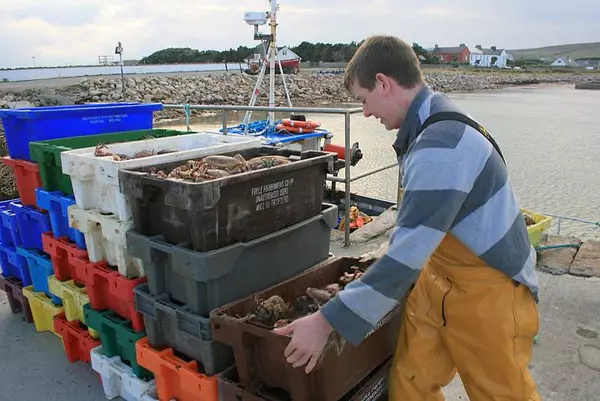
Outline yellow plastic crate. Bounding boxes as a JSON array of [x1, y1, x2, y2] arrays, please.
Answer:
[[48, 276, 99, 339], [522, 208, 552, 247], [22, 285, 64, 338]]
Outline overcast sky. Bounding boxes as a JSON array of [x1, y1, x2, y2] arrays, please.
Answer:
[[1, 0, 599, 68]]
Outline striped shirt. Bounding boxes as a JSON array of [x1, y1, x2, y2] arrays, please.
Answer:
[[321, 85, 540, 346]]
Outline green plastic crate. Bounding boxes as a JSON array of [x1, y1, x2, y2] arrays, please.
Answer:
[[29, 128, 195, 195], [83, 303, 152, 379]]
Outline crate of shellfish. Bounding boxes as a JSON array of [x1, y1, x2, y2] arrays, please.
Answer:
[[119, 146, 336, 252], [210, 256, 403, 401], [30, 128, 195, 196], [60, 132, 261, 221]]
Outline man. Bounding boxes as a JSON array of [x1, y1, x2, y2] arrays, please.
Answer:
[[274, 35, 541, 400]]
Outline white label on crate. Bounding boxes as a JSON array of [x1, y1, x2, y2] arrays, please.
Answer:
[[252, 178, 295, 212], [359, 377, 386, 401], [82, 114, 129, 124]]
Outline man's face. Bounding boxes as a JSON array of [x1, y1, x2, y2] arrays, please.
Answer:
[[350, 77, 402, 130]]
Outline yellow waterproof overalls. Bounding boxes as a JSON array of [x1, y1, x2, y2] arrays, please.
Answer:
[[389, 233, 541, 400]]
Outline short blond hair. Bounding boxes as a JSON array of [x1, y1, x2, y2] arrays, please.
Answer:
[[344, 36, 424, 91]]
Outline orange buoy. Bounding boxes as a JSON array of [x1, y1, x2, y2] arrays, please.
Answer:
[[281, 119, 321, 129], [276, 123, 315, 134]]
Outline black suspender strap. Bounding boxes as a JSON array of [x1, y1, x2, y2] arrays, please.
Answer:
[[418, 111, 506, 164]]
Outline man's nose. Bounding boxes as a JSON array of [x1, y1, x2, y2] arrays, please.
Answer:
[[362, 104, 371, 118]]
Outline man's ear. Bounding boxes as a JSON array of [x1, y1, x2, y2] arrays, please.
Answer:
[[375, 73, 391, 95]]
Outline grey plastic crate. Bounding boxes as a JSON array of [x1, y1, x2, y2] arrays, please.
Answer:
[[134, 283, 233, 376], [127, 203, 337, 315]]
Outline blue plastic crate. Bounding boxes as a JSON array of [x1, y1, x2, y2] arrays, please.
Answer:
[[0, 199, 22, 247], [0, 102, 163, 161], [16, 247, 61, 304], [0, 245, 31, 285], [10, 203, 52, 251], [35, 189, 86, 249]]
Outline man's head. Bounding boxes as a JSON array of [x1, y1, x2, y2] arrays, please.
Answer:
[[344, 36, 425, 130]]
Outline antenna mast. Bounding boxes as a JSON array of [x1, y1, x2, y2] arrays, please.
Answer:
[[267, 0, 277, 123], [242, 0, 292, 130]]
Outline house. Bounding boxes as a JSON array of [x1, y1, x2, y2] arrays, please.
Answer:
[[470, 45, 508, 68], [244, 42, 301, 73], [551, 57, 578, 67], [431, 44, 470, 63], [574, 59, 600, 69]]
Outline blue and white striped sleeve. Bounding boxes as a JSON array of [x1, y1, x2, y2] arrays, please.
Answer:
[[320, 123, 491, 345]]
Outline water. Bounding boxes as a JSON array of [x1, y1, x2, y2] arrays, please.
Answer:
[[158, 85, 600, 238], [0, 63, 242, 82]]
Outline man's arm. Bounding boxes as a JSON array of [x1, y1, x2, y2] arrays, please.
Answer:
[[320, 124, 492, 346]]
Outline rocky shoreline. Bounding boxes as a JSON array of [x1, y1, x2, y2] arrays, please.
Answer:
[[1, 70, 599, 122]]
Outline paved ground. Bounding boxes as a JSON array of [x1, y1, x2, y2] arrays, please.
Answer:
[[0, 238, 598, 401]]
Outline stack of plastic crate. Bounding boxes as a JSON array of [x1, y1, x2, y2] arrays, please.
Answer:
[[110, 145, 335, 401], [54, 131, 262, 401], [0, 198, 34, 324], [0, 103, 165, 395]]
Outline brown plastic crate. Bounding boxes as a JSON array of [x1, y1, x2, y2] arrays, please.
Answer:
[[0, 274, 33, 322], [218, 357, 391, 401], [210, 256, 403, 401]]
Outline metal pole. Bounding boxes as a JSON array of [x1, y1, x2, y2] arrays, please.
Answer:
[[222, 110, 228, 134], [268, 0, 277, 123], [277, 54, 293, 107], [243, 42, 269, 131], [344, 112, 351, 247], [120, 52, 125, 92], [349, 162, 398, 182]]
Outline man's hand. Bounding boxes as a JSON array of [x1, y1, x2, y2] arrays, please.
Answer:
[[273, 310, 334, 374]]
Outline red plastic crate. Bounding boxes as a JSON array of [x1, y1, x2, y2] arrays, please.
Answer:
[[136, 338, 219, 401], [53, 312, 101, 363], [0, 274, 33, 323], [73, 257, 146, 332], [1, 157, 43, 207], [42, 232, 87, 284]]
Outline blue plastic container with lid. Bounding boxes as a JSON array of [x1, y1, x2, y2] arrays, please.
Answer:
[[0, 102, 163, 161]]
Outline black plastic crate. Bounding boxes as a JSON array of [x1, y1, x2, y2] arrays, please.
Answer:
[[118, 146, 335, 252], [134, 283, 233, 376], [126, 203, 337, 315]]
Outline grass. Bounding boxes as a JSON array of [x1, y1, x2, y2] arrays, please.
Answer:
[[508, 42, 600, 61]]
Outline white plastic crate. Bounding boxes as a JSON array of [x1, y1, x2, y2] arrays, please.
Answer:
[[91, 346, 158, 401], [61, 132, 262, 221], [68, 205, 143, 278]]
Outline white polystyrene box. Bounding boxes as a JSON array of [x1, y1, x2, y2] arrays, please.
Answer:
[[61, 132, 262, 221]]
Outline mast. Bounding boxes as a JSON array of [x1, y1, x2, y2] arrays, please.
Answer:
[[267, 0, 277, 124]]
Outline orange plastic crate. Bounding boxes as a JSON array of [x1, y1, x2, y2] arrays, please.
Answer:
[[136, 338, 218, 401]]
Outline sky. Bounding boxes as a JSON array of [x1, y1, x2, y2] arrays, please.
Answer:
[[1, 0, 599, 69]]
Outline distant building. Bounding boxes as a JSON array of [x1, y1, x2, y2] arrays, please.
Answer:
[[551, 57, 578, 67], [470, 45, 508, 68], [430, 44, 470, 63], [574, 59, 600, 69], [244, 42, 301, 73]]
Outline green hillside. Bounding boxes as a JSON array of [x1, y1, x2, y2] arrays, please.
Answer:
[[508, 42, 600, 61]]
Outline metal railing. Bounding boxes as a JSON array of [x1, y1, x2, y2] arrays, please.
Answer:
[[162, 103, 401, 246], [540, 212, 600, 236]]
